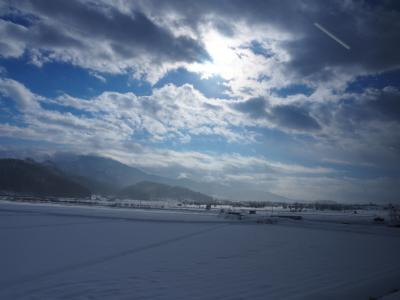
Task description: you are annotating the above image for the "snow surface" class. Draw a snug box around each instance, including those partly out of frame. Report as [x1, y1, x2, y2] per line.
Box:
[1, 201, 400, 300]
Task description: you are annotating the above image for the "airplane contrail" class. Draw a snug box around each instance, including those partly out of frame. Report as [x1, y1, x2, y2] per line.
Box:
[314, 22, 351, 50]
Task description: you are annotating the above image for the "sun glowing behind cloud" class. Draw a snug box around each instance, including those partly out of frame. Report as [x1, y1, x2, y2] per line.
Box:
[187, 27, 291, 98]
[190, 31, 239, 79]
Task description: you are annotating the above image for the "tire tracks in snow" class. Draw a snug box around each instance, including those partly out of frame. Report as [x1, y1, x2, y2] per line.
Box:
[0, 223, 227, 291]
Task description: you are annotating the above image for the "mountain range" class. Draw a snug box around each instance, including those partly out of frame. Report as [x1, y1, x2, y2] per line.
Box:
[0, 159, 90, 197]
[0, 156, 214, 202]
[0, 153, 290, 202]
[119, 181, 214, 203]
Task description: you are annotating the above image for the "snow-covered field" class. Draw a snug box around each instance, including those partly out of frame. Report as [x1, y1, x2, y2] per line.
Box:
[1, 201, 399, 300]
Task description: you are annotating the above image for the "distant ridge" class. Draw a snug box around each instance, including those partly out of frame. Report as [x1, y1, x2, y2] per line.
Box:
[48, 153, 290, 202]
[0, 159, 90, 197]
[118, 181, 214, 203]
[51, 153, 163, 192]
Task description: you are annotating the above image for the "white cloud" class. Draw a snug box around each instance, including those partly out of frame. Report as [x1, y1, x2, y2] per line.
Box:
[50, 83, 251, 143]
[0, 20, 28, 58]
[0, 78, 257, 149]
[2, 77, 399, 170]
[0, 78, 41, 111]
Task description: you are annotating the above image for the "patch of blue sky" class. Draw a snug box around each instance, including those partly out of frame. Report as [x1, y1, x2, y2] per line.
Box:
[271, 84, 314, 97]
[257, 74, 270, 82]
[247, 40, 274, 58]
[126, 129, 153, 144]
[346, 69, 400, 93]
[0, 9, 37, 27]
[0, 136, 58, 149]
[0, 56, 153, 99]
[154, 68, 232, 99]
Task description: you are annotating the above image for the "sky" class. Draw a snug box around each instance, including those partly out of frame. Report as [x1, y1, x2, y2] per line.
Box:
[0, 0, 399, 203]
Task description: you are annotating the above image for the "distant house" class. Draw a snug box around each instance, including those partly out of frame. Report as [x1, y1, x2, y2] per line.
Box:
[389, 205, 400, 226]
[225, 211, 243, 220]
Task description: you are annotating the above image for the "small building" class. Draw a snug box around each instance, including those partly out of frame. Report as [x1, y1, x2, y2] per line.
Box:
[225, 211, 243, 220]
[389, 205, 400, 227]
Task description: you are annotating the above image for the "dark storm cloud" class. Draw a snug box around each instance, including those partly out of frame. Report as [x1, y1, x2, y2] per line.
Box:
[368, 89, 400, 121]
[235, 87, 400, 139]
[335, 87, 400, 125]
[31, 23, 84, 49]
[270, 105, 321, 131]
[3, 0, 398, 80]
[141, 0, 400, 77]
[234, 97, 321, 131]
[283, 9, 400, 78]
[234, 97, 267, 119]
[140, 0, 305, 33]
[212, 20, 235, 37]
[25, 0, 210, 63]
[1, 0, 210, 65]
